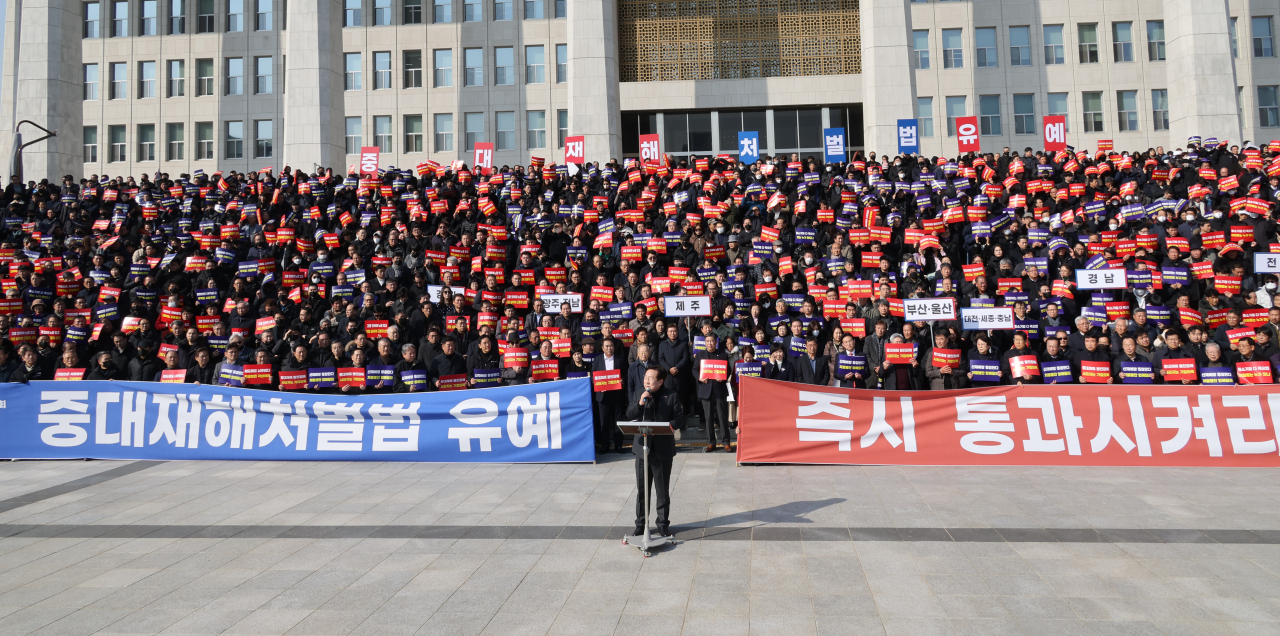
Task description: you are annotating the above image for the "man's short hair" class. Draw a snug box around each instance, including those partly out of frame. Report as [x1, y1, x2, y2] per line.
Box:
[644, 365, 667, 382]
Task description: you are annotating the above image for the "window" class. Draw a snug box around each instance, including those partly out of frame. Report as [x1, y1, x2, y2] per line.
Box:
[527, 110, 546, 148]
[345, 117, 362, 154]
[434, 49, 453, 87]
[169, 0, 185, 32]
[84, 127, 98, 163]
[1147, 20, 1165, 60]
[555, 44, 567, 82]
[1083, 91, 1103, 132]
[196, 58, 214, 95]
[1113, 22, 1133, 62]
[197, 0, 214, 31]
[1044, 25, 1064, 64]
[465, 48, 483, 85]
[373, 115, 392, 151]
[945, 96, 965, 136]
[1078, 24, 1098, 63]
[526, 45, 545, 83]
[464, 0, 480, 21]
[167, 60, 185, 97]
[1013, 94, 1034, 134]
[495, 111, 515, 150]
[979, 95, 1001, 135]
[917, 97, 934, 137]
[374, 52, 392, 89]
[108, 125, 126, 162]
[109, 62, 127, 99]
[1230, 17, 1239, 57]
[140, 0, 157, 34]
[196, 121, 213, 159]
[85, 2, 101, 38]
[1152, 89, 1169, 130]
[138, 61, 156, 98]
[254, 120, 272, 157]
[494, 0, 511, 20]
[554, 0, 564, 17]
[255, 56, 272, 93]
[1240, 86, 1245, 126]
[225, 121, 244, 159]
[434, 0, 450, 22]
[942, 29, 963, 68]
[975, 27, 997, 67]
[345, 0, 361, 25]
[1048, 92, 1068, 132]
[256, 0, 272, 29]
[1255, 17, 1275, 57]
[226, 57, 244, 95]
[495, 47, 514, 84]
[404, 50, 422, 88]
[138, 124, 156, 161]
[465, 112, 484, 150]
[525, 0, 542, 18]
[405, 0, 423, 23]
[912, 30, 930, 69]
[111, 0, 128, 35]
[374, 0, 390, 24]
[1260, 86, 1280, 127]
[83, 64, 99, 100]
[557, 109, 568, 147]
[435, 113, 454, 152]
[345, 53, 362, 90]
[227, 0, 243, 30]
[405, 115, 424, 152]
[1117, 90, 1138, 131]
[770, 109, 818, 150]
[166, 123, 184, 160]
[1009, 26, 1030, 66]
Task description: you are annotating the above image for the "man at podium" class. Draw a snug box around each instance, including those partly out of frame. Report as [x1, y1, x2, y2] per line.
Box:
[625, 365, 685, 537]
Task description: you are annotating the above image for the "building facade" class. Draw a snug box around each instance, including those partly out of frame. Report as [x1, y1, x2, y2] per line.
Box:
[1, 0, 1275, 181]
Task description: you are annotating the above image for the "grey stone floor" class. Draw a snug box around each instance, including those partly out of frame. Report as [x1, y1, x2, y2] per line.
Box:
[0, 455, 1279, 634]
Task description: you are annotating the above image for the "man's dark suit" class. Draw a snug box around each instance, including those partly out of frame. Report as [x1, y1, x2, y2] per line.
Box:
[791, 353, 831, 386]
[590, 354, 628, 451]
[624, 384, 684, 536]
[693, 349, 731, 447]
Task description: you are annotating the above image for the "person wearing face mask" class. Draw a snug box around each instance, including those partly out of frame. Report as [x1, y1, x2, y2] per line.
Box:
[1259, 275, 1279, 309]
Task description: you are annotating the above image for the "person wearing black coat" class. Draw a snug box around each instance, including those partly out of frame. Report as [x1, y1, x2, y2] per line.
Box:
[693, 334, 731, 451]
[790, 338, 831, 386]
[427, 338, 467, 390]
[186, 348, 218, 384]
[10, 346, 49, 382]
[393, 344, 429, 393]
[127, 344, 164, 383]
[86, 352, 125, 381]
[590, 338, 628, 453]
[465, 335, 501, 387]
[624, 365, 685, 538]
[965, 336, 1003, 388]
[656, 323, 691, 399]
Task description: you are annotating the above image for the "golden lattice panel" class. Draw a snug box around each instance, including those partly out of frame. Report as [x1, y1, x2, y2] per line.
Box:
[618, 0, 860, 81]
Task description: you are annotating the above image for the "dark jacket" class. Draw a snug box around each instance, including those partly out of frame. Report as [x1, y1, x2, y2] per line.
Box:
[790, 353, 830, 386]
[693, 350, 730, 400]
[590, 354, 628, 403]
[624, 384, 685, 460]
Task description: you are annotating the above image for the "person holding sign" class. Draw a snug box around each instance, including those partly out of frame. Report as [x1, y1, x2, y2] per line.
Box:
[924, 332, 962, 390]
[465, 335, 500, 387]
[1071, 329, 1114, 383]
[880, 334, 922, 390]
[1151, 330, 1197, 384]
[1000, 332, 1040, 385]
[427, 338, 466, 390]
[694, 335, 731, 452]
[185, 348, 218, 384]
[394, 343, 429, 392]
[966, 335, 1003, 387]
[625, 366, 684, 538]
[591, 338, 628, 454]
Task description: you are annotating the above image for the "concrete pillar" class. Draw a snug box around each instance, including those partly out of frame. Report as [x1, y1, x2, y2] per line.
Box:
[283, 0, 346, 172]
[1164, 0, 1241, 146]
[567, 0, 622, 162]
[0, 0, 85, 181]
[859, 0, 916, 156]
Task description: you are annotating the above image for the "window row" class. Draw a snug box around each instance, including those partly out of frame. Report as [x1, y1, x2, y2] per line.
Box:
[83, 57, 283, 99]
[911, 17, 1275, 71]
[342, 0, 564, 27]
[342, 45, 567, 90]
[342, 110, 569, 154]
[82, 120, 273, 163]
[84, 0, 282, 38]
[913, 90, 1172, 138]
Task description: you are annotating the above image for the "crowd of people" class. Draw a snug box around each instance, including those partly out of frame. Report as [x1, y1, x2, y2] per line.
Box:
[3, 137, 1280, 453]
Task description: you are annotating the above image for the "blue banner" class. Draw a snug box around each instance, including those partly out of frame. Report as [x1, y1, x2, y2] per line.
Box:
[897, 119, 919, 154]
[0, 379, 595, 463]
[738, 131, 760, 163]
[823, 127, 846, 163]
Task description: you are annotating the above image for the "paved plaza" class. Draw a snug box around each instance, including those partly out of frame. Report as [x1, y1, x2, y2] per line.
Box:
[0, 454, 1279, 635]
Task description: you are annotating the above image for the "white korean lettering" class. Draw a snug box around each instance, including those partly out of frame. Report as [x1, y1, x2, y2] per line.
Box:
[313, 402, 366, 451]
[370, 403, 422, 451]
[259, 398, 311, 450]
[860, 397, 916, 452]
[1152, 395, 1222, 456]
[955, 396, 1014, 454]
[39, 391, 90, 448]
[95, 392, 121, 445]
[507, 392, 562, 449]
[449, 397, 503, 451]
[176, 395, 201, 449]
[1019, 396, 1079, 454]
[1222, 395, 1278, 454]
[797, 391, 853, 451]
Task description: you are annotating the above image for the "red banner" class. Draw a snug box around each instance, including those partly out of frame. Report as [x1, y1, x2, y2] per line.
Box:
[737, 377, 1280, 467]
[955, 116, 980, 153]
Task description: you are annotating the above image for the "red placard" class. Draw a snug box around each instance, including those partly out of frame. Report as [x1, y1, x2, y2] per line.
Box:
[1043, 115, 1066, 151]
[1009, 355, 1040, 377]
[280, 370, 308, 390]
[531, 359, 559, 380]
[885, 343, 915, 364]
[365, 320, 390, 339]
[839, 318, 866, 338]
[1161, 359, 1197, 381]
[592, 369, 623, 391]
[1238, 361, 1273, 384]
[931, 348, 960, 369]
[1227, 327, 1257, 345]
[160, 369, 187, 383]
[438, 374, 468, 391]
[244, 364, 273, 384]
[955, 116, 980, 153]
[54, 368, 85, 381]
[699, 359, 728, 381]
[1080, 361, 1111, 383]
[503, 347, 530, 368]
[255, 317, 276, 334]
[338, 367, 366, 388]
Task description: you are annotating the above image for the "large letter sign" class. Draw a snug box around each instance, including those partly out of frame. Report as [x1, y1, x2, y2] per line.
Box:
[1043, 115, 1066, 151]
[897, 119, 919, 154]
[473, 142, 494, 170]
[564, 135, 585, 164]
[359, 146, 380, 176]
[639, 134, 661, 163]
[823, 127, 846, 163]
[738, 377, 1280, 467]
[0, 380, 595, 462]
[739, 131, 759, 163]
[956, 116, 980, 153]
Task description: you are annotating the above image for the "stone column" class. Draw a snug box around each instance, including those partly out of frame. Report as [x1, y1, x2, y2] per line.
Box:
[1164, 0, 1240, 146]
[0, 0, 85, 181]
[859, 0, 916, 156]
[283, 0, 346, 172]
[567, 0, 622, 162]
